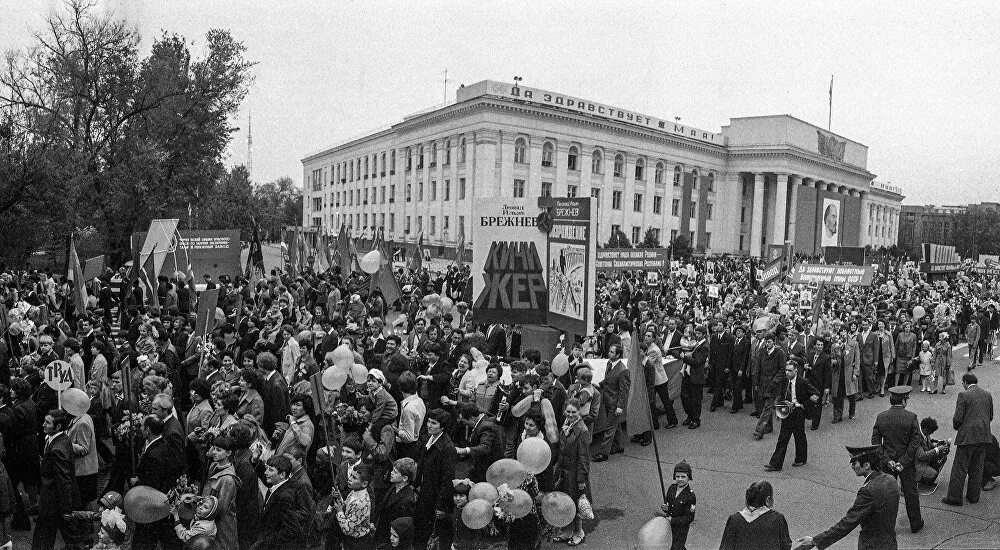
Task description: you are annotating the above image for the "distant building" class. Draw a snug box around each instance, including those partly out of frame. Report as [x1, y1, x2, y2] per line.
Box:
[302, 80, 904, 257]
[899, 204, 967, 252]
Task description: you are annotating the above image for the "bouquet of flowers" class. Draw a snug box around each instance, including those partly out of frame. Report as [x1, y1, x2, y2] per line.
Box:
[492, 484, 514, 523]
[166, 475, 201, 509]
[115, 412, 146, 440]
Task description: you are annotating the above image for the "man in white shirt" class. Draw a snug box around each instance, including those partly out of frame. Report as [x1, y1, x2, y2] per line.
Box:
[394, 372, 426, 461]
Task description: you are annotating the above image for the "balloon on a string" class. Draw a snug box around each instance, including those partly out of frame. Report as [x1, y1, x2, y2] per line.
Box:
[461, 499, 494, 530]
[778, 304, 790, 316]
[322, 366, 348, 391]
[503, 489, 534, 519]
[360, 250, 381, 274]
[551, 353, 570, 377]
[540, 491, 576, 528]
[440, 297, 454, 314]
[485, 458, 528, 489]
[62, 388, 91, 417]
[330, 345, 354, 370]
[637, 515, 672, 550]
[351, 364, 368, 385]
[516, 437, 552, 475]
[912, 305, 926, 320]
[123, 486, 170, 524]
[468, 482, 499, 503]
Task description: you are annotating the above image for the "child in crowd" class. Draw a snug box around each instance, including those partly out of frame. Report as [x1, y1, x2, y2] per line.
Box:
[661, 461, 696, 550]
[334, 464, 373, 549]
[919, 340, 933, 392]
[390, 517, 415, 549]
[172, 496, 219, 543]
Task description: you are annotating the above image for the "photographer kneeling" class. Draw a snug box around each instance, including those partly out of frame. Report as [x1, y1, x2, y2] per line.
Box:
[915, 417, 950, 485]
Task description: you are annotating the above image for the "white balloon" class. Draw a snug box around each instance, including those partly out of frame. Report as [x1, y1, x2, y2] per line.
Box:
[360, 251, 381, 274]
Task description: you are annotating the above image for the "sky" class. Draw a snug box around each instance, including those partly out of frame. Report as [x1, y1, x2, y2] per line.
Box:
[3, 0, 999, 206]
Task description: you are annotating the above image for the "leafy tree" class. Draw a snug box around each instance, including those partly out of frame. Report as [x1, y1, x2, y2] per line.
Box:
[670, 235, 693, 261]
[0, 0, 256, 266]
[954, 206, 1000, 258]
[638, 227, 661, 249]
[604, 228, 632, 248]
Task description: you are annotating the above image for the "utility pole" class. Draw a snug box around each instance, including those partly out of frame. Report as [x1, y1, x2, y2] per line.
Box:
[443, 70, 450, 103]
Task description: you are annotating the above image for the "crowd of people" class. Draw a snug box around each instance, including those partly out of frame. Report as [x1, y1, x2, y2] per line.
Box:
[0, 251, 999, 550]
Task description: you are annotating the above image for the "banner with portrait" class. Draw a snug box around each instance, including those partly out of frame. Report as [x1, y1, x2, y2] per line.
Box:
[820, 198, 841, 247]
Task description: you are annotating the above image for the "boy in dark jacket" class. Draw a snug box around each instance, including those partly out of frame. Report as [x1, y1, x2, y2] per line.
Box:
[660, 460, 696, 550]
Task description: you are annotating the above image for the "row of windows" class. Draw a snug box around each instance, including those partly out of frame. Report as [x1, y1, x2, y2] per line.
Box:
[324, 137, 472, 187]
[609, 226, 712, 249]
[332, 213, 469, 239]
[512, 138, 717, 189]
[319, 179, 471, 208]
[509, 181, 712, 219]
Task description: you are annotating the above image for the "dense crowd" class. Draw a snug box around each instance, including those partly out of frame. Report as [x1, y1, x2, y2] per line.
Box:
[0, 253, 999, 550]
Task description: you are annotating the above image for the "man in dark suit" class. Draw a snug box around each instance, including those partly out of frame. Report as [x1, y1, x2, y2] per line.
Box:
[708, 321, 735, 411]
[803, 339, 832, 431]
[858, 319, 879, 399]
[872, 385, 924, 533]
[456, 403, 504, 482]
[251, 455, 306, 550]
[730, 324, 752, 412]
[680, 325, 710, 429]
[661, 318, 683, 359]
[151, 393, 185, 454]
[796, 445, 900, 550]
[133, 415, 184, 550]
[373, 457, 417, 549]
[596, 343, 630, 461]
[258, 351, 290, 437]
[32, 409, 81, 550]
[754, 332, 787, 440]
[487, 324, 521, 361]
[765, 361, 819, 471]
[943, 372, 994, 506]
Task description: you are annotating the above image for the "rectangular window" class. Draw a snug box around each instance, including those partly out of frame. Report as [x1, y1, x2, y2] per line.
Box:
[612, 224, 621, 236]
[380, 186, 386, 203]
[513, 179, 525, 198]
[632, 226, 641, 244]
[363, 213, 368, 227]
[348, 191, 353, 206]
[460, 139, 467, 163]
[514, 145, 526, 164]
[708, 178, 714, 192]
[633, 193, 643, 212]
[390, 214, 395, 232]
[673, 170, 680, 186]
[542, 147, 553, 167]
[311, 169, 322, 191]
[671, 229, 678, 242]
[431, 181, 437, 201]
[444, 180, 450, 201]
[312, 197, 322, 211]
[739, 234, 745, 251]
[651, 228, 660, 241]
[740, 207, 747, 223]
[380, 213, 385, 228]
[592, 153, 602, 174]
[705, 232, 712, 249]
[653, 195, 662, 214]
[690, 202, 697, 217]
[418, 182, 424, 201]
[706, 203, 714, 220]
[390, 185, 396, 202]
[430, 216, 436, 235]
[444, 216, 450, 233]
[612, 190, 622, 210]
[671, 199, 680, 216]
[567, 185, 578, 198]
[568, 150, 578, 171]
[445, 146, 450, 165]
[349, 162, 354, 181]
[417, 216, 423, 233]
[459, 215, 465, 237]
[689, 231, 695, 243]
[591, 188, 600, 199]
[459, 178, 467, 200]
[391, 150, 396, 173]
[541, 181, 552, 197]
[405, 216, 411, 233]
[405, 184, 411, 202]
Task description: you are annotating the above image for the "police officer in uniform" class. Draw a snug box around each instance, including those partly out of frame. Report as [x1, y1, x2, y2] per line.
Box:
[793, 445, 900, 550]
[872, 385, 924, 533]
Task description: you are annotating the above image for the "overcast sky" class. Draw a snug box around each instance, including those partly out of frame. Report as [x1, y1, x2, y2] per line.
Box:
[4, 1, 998, 206]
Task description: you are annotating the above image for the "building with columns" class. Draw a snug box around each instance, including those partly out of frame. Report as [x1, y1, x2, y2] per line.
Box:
[302, 80, 904, 257]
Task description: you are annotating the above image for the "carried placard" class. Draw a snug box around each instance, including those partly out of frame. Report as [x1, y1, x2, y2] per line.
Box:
[789, 263, 875, 286]
[44, 360, 74, 391]
[596, 248, 670, 272]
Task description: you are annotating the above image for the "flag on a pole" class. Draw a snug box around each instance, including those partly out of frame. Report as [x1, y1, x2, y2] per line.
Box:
[626, 330, 652, 437]
[246, 221, 266, 284]
[195, 288, 220, 338]
[139, 244, 160, 312]
[336, 224, 352, 275]
[370, 228, 402, 305]
[409, 232, 424, 273]
[67, 234, 89, 316]
[286, 228, 299, 278]
[455, 226, 466, 267]
[811, 282, 826, 329]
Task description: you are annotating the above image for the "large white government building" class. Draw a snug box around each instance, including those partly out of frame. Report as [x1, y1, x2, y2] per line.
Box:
[302, 80, 903, 257]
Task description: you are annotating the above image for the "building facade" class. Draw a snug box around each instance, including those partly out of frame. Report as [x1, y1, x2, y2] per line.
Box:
[302, 80, 904, 257]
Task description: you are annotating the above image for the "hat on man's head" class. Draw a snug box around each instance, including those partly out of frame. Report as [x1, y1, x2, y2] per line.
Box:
[888, 386, 913, 397]
[846, 444, 882, 463]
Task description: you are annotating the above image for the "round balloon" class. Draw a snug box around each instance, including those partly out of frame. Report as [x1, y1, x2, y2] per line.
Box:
[461, 498, 494, 530]
[913, 305, 926, 320]
[123, 486, 170, 524]
[551, 353, 570, 377]
[421, 293, 441, 307]
[485, 458, 528, 489]
[540, 491, 576, 528]
[351, 364, 368, 385]
[440, 297, 454, 314]
[468, 482, 499, 503]
[778, 304, 790, 316]
[322, 366, 349, 391]
[62, 388, 91, 417]
[360, 250, 381, 274]
[504, 489, 534, 519]
[516, 437, 552, 475]
[637, 515, 672, 550]
[330, 345, 355, 370]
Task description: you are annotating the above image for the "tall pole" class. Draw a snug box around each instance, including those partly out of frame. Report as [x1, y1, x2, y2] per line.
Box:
[828, 75, 833, 131]
[443, 69, 448, 103]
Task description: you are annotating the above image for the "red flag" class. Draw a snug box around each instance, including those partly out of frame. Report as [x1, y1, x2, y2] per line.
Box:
[626, 330, 652, 436]
[67, 234, 89, 316]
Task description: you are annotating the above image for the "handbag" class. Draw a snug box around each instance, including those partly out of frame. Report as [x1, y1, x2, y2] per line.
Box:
[907, 357, 920, 372]
[947, 368, 955, 386]
[577, 494, 594, 520]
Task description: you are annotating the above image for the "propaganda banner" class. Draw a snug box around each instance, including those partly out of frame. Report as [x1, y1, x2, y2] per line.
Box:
[595, 248, 670, 272]
[471, 199, 548, 325]
[789, 263, 875, 286]
[543, 197, 596, 336]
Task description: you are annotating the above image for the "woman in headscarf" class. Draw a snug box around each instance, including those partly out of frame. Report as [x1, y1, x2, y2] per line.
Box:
[719, 480, 791, 550]
[201, 436, 240, 550]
